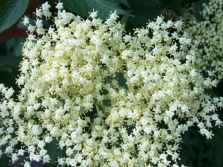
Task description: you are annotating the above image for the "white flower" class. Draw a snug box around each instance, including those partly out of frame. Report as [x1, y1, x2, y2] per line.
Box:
[36, 8, 43, 17]
[24, 162, 31, 167]
[89, 11, 97, 18]
[11, 153, 19, 163]
[23, 16, 29, 26]
[5, 88, 14, 99]
[0, 1, 222, 166]
[18, 149, 25, 156]
[181, 105, 189, 113]
[43, 154, 51, 163]
[5, 145, 13, 154]
[56, 2, 63, 10]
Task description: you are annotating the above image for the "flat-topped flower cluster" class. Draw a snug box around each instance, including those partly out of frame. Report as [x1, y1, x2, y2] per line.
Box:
[0, 1, 223, 166]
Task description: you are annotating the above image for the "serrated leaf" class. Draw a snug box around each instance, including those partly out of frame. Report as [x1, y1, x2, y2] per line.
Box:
[160, 0, 183, 10]
[61, 0, 128, 20]
[127, 3, 160, 28]
[0, 0, 29, 33]
[0, 56, 22, 70]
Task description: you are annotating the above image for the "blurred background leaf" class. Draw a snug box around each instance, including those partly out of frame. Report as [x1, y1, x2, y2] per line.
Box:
[159, 0, 183, 10]
[0, 56, 22, 70]
[0, 0, 29, 33]
[179, 124, 223, 167]
[0, 150, 9, 167]
[45, 138, 66, 167]
[107, 0, 131, 8]
[0, 38, 23, 93]
[193, 0, 208, 21]
[125, 0, 160, 32]
[127, 0, 161, 6]
[61, 0, 128, 19]
[127, 3, 160, 29]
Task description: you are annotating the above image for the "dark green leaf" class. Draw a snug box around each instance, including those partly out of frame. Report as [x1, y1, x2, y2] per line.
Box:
[86, 105, 98, 120]
[160, 0, 183, 10]
[0, 56, 22, 70]
[0, 150, 9, 167]
[5, 38, 24, 57]
[183, 0, 199, 3]
[127, 3, 160, 28]
[61, 0, 128, 20]
[179, 126, 223, 167]
[127, 0, 161, 6]
[104, 75, 113, 84]
[182, 130, 190, 144]
[102, 99, 111, 106]
[193, 0, 208, 21]
[0, 0, 29, 33]
[103, 71, 127, 88]
[0, 143, 10, 167]
[45, 138, 66, 167]
[120, 10, 131, 27]
[0, 67, 16, 83]
[107, 0, 131, 8]
[71, 150, 78, 159]
[126, 124, 134, 135]
[115, 72, 128, 89]
[0, 60, 21, 93]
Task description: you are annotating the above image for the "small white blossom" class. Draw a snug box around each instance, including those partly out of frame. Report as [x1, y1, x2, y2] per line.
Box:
[0, 1, 222, 166]
[22, 17, 29, 26]
[56, 2, 63, 10]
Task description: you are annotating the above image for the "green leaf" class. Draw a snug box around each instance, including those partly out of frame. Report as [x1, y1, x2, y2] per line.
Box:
[0, 56, 21, 92]
[0, 145, 9, 167]
[126, 124, 135, 135]
[0, 67, 17, 90]
[184, 0, 199, 3]
[45, 138, 66, 167]
[61, 0, 128, 20]
[0, 0, 29, 33]
[115, 72, 128, 89]
[128, 0, 161, 6]
[0, 56, 22, 70]
[107, 0, 131, 8]
[5, 38, 24, 57]
[193, 0, 208, 21]
[120, 9, 132, 28]
[102, 99, 111, 106]
[0, 154, 9, 167]
[127, 3, 160, 28]
[160, 0, 183, 10]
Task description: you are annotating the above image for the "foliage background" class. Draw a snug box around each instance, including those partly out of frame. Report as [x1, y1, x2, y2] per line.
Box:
[0, 0, 223, 166]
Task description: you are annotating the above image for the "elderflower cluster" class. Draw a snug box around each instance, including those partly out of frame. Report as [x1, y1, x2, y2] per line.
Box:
[0, 1, 223, 167]
[161, 0, 223, 80]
